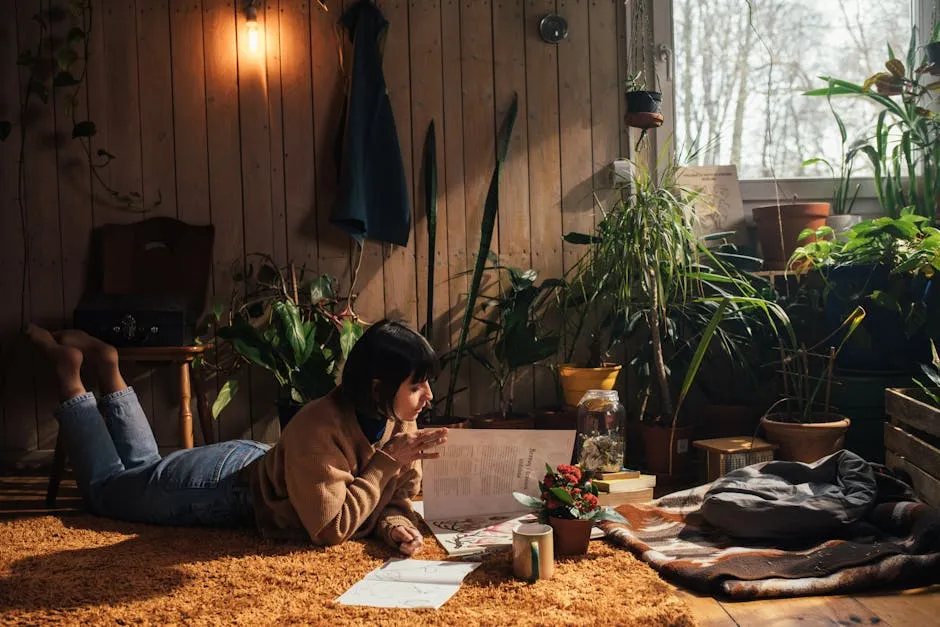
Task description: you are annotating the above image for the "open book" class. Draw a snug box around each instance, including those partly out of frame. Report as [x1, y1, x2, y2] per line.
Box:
[336, 558, 480, 609]
[416, 429, 587, 556]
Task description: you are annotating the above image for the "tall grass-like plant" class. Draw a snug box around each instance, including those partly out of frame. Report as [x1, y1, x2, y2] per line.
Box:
[805, 28, 940, 221]
[564, 143, 791, 471]
[444, 94, 519, 419]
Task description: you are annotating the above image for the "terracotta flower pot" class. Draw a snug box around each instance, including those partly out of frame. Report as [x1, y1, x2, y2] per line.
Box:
[548, 516, 593, 556]
[752, 202, 830, 270]
[760, 413, 850, 463]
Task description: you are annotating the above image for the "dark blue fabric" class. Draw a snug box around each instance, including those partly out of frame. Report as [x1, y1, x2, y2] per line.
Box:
[332, 0, 411, 247]
[356, 410, 387, 444]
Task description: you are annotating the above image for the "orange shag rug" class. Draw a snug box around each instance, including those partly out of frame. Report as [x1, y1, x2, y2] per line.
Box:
[0, 515, 693, 626]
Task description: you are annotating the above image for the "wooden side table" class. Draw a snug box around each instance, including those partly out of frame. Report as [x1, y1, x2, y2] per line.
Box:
[117, 345, 214, 449]
[46, 344, 214, 506]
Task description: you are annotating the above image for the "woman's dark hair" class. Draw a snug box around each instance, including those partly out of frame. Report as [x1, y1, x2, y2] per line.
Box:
[340, 319, 439, 417]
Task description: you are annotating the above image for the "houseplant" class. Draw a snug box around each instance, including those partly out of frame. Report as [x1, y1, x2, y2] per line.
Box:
[562, 147, 789, 475]
[760, 306, 866, 463]
[789, 212, 940, 371]
[206, 254, 363, 429]
[513, 464, 624, 556]
[623, 71, 663, 130]
[464, 260, 563, 428]
[804, 28, 940, 223]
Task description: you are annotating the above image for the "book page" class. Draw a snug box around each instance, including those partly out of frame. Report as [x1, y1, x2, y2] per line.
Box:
[421, 429, 576, 520]
[335, 558, 480, 609]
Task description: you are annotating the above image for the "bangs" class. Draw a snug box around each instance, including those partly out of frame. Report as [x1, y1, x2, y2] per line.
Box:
[407, 335, 440, 383]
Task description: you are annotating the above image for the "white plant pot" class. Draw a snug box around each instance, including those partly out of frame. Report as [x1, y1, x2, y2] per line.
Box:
[825, 214, 864, 234]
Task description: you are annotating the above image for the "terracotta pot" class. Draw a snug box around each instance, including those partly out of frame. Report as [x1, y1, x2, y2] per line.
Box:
[558, 363, 622, 408]
[752, 202, 830, 270]
[548, 516, 593, 556]
[469, 412, 535, 429]
[639, 424, 695, 475]
[760, 413, 850, 463]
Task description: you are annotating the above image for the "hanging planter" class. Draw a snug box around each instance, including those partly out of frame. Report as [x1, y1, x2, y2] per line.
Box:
[624, 90, 664, 129]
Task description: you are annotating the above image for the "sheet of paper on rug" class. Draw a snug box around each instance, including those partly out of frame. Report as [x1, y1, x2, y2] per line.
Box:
[336, 558, 480, 609]
[417, 429, 584, 555]
[676, 165, 745, 242]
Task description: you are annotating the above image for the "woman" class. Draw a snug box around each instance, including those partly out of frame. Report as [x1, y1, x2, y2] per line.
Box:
[27, 320, 447, 556]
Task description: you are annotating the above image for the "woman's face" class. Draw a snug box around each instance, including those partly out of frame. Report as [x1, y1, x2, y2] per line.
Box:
[391, 375, 434, 422]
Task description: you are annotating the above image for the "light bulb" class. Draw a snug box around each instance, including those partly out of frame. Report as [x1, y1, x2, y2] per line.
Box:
[247, 19, 259, 54]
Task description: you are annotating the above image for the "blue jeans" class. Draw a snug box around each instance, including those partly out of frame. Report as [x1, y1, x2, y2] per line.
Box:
[55, 387, 269, 527]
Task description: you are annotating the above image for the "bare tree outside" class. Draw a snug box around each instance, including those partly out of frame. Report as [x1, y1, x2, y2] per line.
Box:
[673, 0, 911, 178]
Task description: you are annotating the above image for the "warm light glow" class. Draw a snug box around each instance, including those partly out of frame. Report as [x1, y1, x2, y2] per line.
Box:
[247, 19, 259, 54]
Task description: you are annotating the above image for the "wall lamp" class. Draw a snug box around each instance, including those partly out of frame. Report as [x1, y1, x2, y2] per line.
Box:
[245, 0, 261, 54]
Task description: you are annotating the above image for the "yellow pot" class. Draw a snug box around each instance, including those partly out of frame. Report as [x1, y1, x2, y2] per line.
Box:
[558, 363, 622, 408]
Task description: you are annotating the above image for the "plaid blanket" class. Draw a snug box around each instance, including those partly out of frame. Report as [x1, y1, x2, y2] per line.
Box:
[600, 480, 940, 599]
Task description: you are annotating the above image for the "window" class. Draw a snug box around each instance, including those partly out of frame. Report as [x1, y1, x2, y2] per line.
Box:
[651, 0, 939, 204]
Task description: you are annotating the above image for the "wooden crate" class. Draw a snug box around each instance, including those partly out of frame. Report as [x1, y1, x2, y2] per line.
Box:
[885, 388, 940, 507]
[692, 437, 778, 482]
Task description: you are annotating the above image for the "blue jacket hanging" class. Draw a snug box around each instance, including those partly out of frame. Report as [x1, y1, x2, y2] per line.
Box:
[332, 0, 411, 247]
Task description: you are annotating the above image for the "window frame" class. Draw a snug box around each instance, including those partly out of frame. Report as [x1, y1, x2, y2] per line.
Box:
[649, 0, 939, 210]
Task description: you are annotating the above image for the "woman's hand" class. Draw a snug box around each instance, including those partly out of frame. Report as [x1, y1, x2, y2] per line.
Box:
[382, 428, 448, 465]
[390, 525, 425, 555]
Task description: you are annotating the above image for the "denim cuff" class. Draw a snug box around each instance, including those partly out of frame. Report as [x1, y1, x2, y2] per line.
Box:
[55, 391, 97, 416]
[98, 386, 137, 405]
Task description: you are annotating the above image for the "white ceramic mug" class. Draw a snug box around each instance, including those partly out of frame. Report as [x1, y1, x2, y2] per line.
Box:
[512, 523, 554, 581]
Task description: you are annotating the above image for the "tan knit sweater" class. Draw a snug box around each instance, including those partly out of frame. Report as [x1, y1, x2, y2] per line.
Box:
[247, 388, 420, 547]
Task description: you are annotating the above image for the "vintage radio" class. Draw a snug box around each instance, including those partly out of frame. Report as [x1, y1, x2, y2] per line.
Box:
[73, 293, 194, 348]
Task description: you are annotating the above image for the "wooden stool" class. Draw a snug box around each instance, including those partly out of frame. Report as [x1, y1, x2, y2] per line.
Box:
[693, 437, 778, 482]
[46, 344, 213, 506]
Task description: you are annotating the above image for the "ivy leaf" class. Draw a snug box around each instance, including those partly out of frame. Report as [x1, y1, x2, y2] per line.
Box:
[72, 121, 97, 138]
[0, 121, 11, 142]
[96, 148, 116, 160]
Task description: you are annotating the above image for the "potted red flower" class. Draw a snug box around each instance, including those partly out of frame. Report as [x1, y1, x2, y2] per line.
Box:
[514, 464, 624, 556]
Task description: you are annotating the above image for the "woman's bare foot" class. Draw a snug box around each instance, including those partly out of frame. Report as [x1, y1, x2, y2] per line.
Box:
[25, 324, 86, 401]
[54, 330, 126, 394]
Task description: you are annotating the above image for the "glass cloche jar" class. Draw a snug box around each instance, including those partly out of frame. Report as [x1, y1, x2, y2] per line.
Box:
[573, 389, 626, 472]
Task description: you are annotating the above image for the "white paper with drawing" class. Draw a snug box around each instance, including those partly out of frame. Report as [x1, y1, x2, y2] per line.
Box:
[677, 165, 745, 241]
[336, 558, 480, 609]
[417, 429, 576, 555]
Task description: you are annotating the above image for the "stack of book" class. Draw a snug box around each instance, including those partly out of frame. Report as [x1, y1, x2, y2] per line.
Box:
[590, 470, 656, 506]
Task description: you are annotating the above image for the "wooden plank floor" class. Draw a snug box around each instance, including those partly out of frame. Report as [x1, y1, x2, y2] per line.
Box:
[2, 473, 939, 626]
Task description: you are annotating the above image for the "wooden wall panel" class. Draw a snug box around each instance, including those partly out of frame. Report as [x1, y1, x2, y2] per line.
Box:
[0, 2, 36, 454]
[493, 0, 533, 412]
[408, 0, 447, 349]
[0, 0, 627, 460]
[19, 0, 65, 452]
[203, 0, 251, 443]
[439, 0, 470, 416]
[459, 0, 497, 416]
[524, 0, 563, 408]
[138, 0, 182, 449]
[381, 0, 417, 330]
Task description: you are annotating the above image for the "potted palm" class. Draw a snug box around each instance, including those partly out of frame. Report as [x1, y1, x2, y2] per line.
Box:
[563, 147, 788, 475]
[206, 255, 363, 429]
